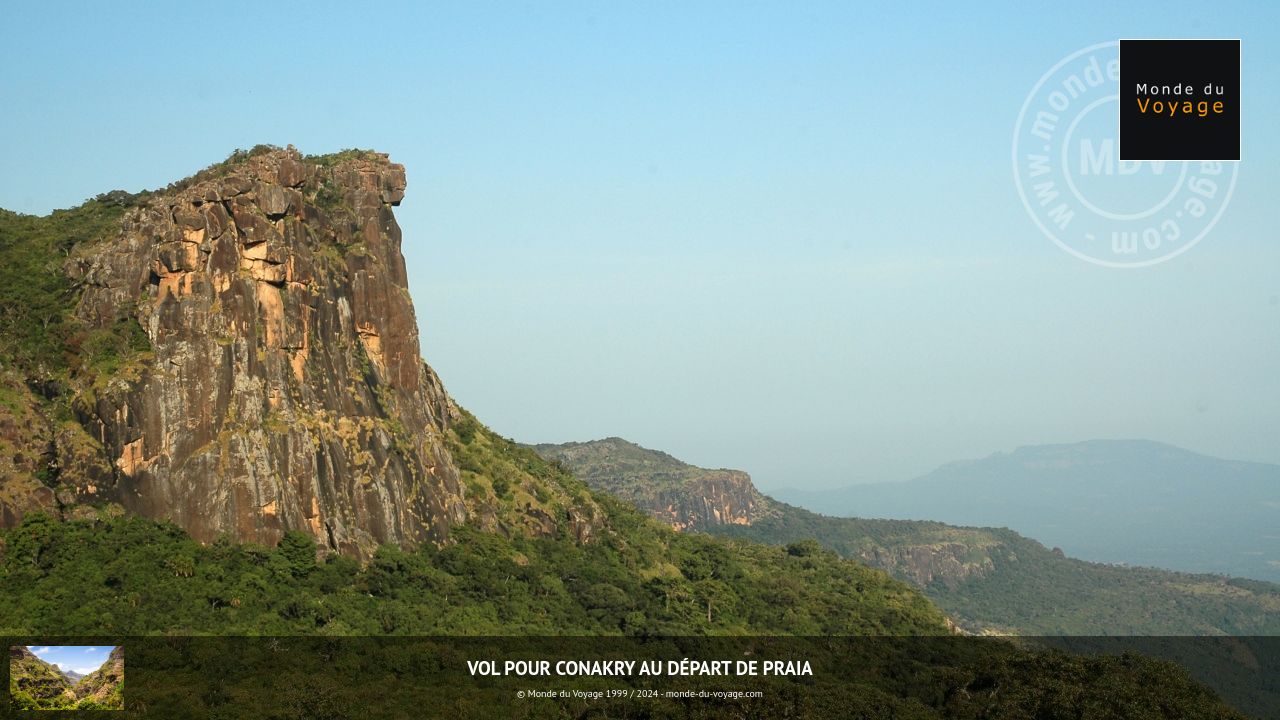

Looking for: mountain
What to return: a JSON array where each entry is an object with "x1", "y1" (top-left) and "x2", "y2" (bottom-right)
[
  {"x1": 531, "y1": 438, "x2": 773, "y2": 530},
  {"x1": 71, "y1": 646, "x2": 123, "y2": 709},
  {"x1": 536, "y1": 438, "x2": 1280, "y2": 635},
  {"x1": 9, "y1": 646, "x2": 72, "y2": 709},
  {"x1": 776, "y1": 440, "x2": 1280, "y2": 583},
  {"x1": 59, "y1": 668, "x2": 84, "y2": 684},
  {"x1": 0, "y1": 145, "x2": 599, "y2": 559}
]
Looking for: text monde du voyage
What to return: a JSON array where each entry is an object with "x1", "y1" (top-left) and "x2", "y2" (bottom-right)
[{"x1": 1134, "y1": 82, "x2": 1228, "y2": 118}]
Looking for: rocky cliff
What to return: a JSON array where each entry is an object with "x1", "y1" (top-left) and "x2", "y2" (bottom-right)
[
  {"x1": 0, "y1": 146, "x2": 607, "y2": 558},
  {"x1": 64, "y1": 148, "x2": 466, "y2": 557},
  {"x1": 855, "y1": 540, "x2": 997, "y2": 589},
  {"x1": 534, "y1": 438, "x2": 771, "y2": 530},
  {"x1": 9, "y1": 645, "x2": 72, "y2": 708},
  {"x1": 73, "y1": 646, "x2": 123, "y2": 708}
]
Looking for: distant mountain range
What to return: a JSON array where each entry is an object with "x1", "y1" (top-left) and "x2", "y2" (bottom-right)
[
  {"x1": 776, "y1": 440, "x2": 1280, "y2": 583},
  {"x1": 58, "y1": 668, "x2": 84, "y2": 684},
  {"x1": 536, "y1": 437, "x2": 1280, "y2": 636}
]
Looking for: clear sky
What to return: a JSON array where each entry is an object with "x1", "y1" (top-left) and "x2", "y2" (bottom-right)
[
  {"x1": 27, "y1": 646, "x2": 113, "y2": 676},
  {"x1": 2, "y1": 2, "x2": 1276, "y2": 490}
]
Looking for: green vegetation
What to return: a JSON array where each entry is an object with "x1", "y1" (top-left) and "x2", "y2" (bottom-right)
[
  {"x1": 532, "y1": 436, "x2": 761, "y2": 503},
  {"x1": 0, "y1": 195, "x2": 141, "y2": 383},
  {"x1": 711, "y1": 505, "x2": 1280, "y2": 635},
  {"x1": 0, "y1": 496, "x2": 947, "y2": 636},
  {"x1": 0, "y1": 513, "x2": 1255, "y2": 717},
  {"x1": 925, "y1": 529, "x2": 1280, "y2": 635},
  {"x1": 9, "y1": 646, "x2": 71, "y2": 709},
  {"x1": 160, "y1": 144, "x2": 280, "y2": 195},
  {"x1": 303, "y1": 147, "x2": 381, "y2": 168},
  {"x1": 0, "y1": 194, "x2": 153, "y2": 515},
  {"x1": 8, "y1": 686, "x2": 120, "y2": 712},
  {"x1": 778, "y1": 440, "x2": 1280, "y2": 584},
  {"x1": 538, "y1": 438, "x2": 1280, "y2": 636},
  {"x1": 447, "y1": 408, "x2": 604, "y2": 537}
]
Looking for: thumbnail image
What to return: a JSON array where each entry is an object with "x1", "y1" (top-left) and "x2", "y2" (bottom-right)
[{"x1": 9, "y1": 646, "x2": 122, "y2": 711}]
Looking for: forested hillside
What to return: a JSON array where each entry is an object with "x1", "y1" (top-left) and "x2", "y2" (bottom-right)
[
  {"x1": 778, "y1": 440, "x2": 1280, "y2": 583},
  {"x1": 0, "y1": 416, "x2": 946, "y2": 637},
  {"x1": 539, "y1": 438, "x2": 1280, "y2": 635},
  {"x1": 715, "y1": 504, "x2": 1280, "y2": 635}
]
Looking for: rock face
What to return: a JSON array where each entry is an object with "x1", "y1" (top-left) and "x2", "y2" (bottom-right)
[
  {"x1": 45, "y1": 147, "x2": 465, "y2": 557},
  {"x1": 646, "y1": 468, "x2": 762, "y2": 531},
  {"x1": 73, "y1": 646, "x2": 123, "y2": 708},
  {"x1": 9, "y1": 645, "x2": 72, "y2": 706},
  {"x1": 0, "y1": 145, "x2": 610, "y2": 558},
  {"x1": 534, "y1": 438, "x2": 771, "y2": 530},
  {"x1": 856, "y1": 542, "x2": 996, "y2": 589}
]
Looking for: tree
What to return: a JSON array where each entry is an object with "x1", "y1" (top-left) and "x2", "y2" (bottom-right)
[
  {"x1": 278, "y1": 531, "x2": 317, "y2": 577},
  {"x1": 693, "y1": 579, "x2": 737, "y2": 625}
]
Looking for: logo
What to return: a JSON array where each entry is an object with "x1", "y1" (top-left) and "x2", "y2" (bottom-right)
[
  {"x1": 1119, "y1": 39, "x2": 1240, "y2": 161},
  {"x1": 1013, "y1": 42, "x2": 1237, "y2": 267}
]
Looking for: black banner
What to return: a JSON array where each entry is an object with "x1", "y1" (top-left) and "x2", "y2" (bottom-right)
[{"x1": 5, "y1": 636, "x2": 1278, "y2": 719}]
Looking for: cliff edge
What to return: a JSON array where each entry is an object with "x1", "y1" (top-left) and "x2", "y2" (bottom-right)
[{"x1": 2, "y1": 147, "x2": 472, "y2": 558}]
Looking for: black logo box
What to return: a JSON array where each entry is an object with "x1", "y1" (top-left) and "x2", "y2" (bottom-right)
[{"x1": 1119, "y1": 39, "x2": 1240, "y2": 161}]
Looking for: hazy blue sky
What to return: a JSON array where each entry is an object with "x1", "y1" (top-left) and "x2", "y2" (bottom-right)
[
  {"x1": 2, "y1": 2, "x2": 1276, "y2": 490},
  {"x1": 26, "y1": 646, "x2": 113, "y2": 676}
]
